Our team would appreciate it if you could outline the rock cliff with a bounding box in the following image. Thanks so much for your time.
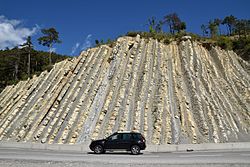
[0,35,249,144]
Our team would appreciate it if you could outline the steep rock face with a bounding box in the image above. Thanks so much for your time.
[0,35,249,144]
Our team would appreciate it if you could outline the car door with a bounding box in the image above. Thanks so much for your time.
[119,133,132,149]
[105,134,122,149]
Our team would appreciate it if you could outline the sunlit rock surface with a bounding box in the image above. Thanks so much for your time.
[0,35,249,144]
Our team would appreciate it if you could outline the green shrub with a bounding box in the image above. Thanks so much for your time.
[174,31,187,40]
[163,38,170,45]
[127,31,172,45]
[106,39,116,47]
[232,37,250,50]
[232,37,250,61]
[215,36,233,50]
[126,32,138,37]
[188,33,203,42]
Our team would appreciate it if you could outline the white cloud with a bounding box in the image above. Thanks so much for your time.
[81,34,92,50]
[71,42,80,55]
[70,34,92,56]
[0,15,38,50]
[0,16,21,26]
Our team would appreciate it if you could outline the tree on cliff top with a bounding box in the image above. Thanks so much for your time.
[38,28,62,65]
[208,20,219,38]
[147,17,163,33]
[222,15,237,36]
[163,13,186,34]
[20,36,33,77]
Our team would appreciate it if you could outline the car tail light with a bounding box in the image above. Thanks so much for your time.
[141,135,146,142]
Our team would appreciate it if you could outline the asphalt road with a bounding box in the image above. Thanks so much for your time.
[0,147,250,167]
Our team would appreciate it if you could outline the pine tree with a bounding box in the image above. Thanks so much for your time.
[20,36,33,77]
[38,28,62,65]
[222,15,237,36]
[208,20,218,38]
[201,24,208,37]
[163,13,186,34]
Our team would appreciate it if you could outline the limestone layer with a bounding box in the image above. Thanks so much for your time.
[0,35,249,144]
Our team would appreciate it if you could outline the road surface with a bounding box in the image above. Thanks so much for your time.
[0,147,249,167]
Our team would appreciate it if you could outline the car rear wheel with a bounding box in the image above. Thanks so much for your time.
[131,145,140,155]
[94,145,104,154]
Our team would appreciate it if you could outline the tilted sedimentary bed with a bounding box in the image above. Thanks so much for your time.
[0,35,249,145]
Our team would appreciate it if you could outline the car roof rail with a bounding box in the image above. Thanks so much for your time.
[117,131,130,133]
[116,130,140,133]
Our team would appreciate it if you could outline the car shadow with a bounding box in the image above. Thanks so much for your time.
[87,152,143,155]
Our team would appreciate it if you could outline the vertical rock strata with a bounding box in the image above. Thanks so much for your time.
[0,35,249,144]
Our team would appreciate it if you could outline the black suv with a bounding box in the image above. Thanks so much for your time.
[89,131,146,155]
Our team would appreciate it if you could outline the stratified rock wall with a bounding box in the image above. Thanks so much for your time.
[0,35,249,144]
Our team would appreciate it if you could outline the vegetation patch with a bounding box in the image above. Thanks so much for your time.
[0,48,70,92]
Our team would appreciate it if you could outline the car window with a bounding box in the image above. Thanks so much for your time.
[122,134,131,140]
[110,134,118,140]
[132,133,141,140]
[109,134,122,140]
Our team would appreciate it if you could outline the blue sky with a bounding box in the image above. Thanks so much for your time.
[0,0,249,55]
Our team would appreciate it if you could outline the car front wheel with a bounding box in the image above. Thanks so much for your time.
[131,145,140,155]
[94,145,104,154]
